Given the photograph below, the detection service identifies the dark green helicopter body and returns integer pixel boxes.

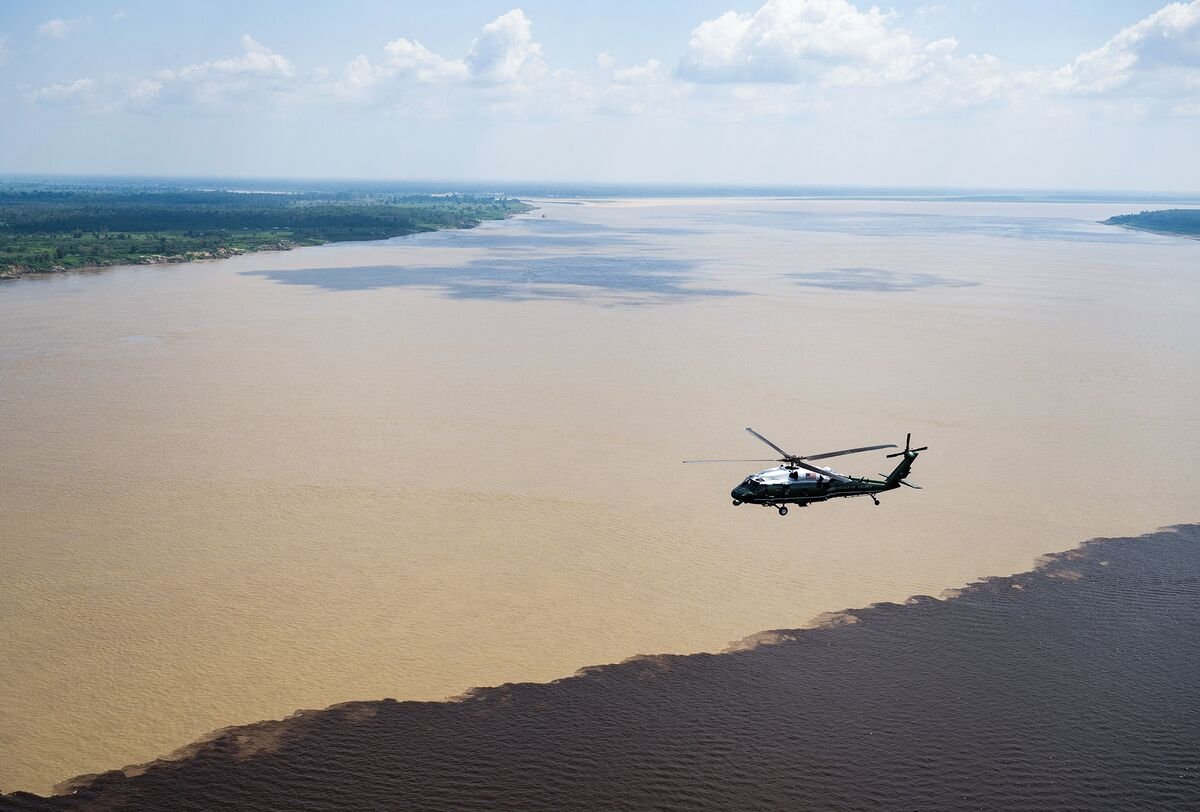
[686,429,927,516]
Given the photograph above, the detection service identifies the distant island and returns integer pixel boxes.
[0,184,532,279]
[1103,208,1200,238]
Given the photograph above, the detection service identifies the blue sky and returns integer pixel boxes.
[2,1,1198,189]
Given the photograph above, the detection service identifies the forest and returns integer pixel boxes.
[0,183,532,275]
[1103,209,1200,237]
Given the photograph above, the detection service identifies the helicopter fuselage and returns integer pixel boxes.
[731,466,895,508]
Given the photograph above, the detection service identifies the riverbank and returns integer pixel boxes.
[1,242,290,279]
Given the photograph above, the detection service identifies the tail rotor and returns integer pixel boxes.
[886,433,928,459]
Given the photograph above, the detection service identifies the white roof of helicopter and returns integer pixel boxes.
[749,465,838,483]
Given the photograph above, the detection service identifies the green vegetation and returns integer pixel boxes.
[1103,209,1200,238]
[0,185,532,277]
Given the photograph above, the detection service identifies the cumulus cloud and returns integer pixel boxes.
[678,0,922,84]
[674,0,1010,114]
[23,2,1200,124]
[464,9,544,82]
[676,0,1200,117]
[1048,0,1200,96]
[38,17,90,39]
[28,10,539,113]
[324,9,544,105]
[382,37,468,82]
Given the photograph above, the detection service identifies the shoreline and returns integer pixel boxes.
[1106,223,1200,240]
[1,241,300,280]
[6,523,1196,806]
[1,224,470,281]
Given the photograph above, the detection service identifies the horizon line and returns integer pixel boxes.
[3,172,1200,201]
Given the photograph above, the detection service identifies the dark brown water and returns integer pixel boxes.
[6,524,1198,810]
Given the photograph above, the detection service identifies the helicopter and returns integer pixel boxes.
[684,428,927,516]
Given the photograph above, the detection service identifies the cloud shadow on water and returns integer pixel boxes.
[243,255,743,303]
[789,267,977,292]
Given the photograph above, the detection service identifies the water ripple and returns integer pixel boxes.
[6,525,1198,810]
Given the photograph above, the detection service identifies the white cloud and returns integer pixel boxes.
[38,17,90,39]
[898,50,1008,114]
[128,79,163,104]
[319,9,547,109]
[675,0,1200,120]
[465,9,544,83]
[131,35,298,107]
[674,0,1010,116]
[31,77,96,104]
[169,35,295,82]
[28,3,1200,126]
[29,35,299,110]
[613,59,665,85]
[1048,0,1200,96]
[337,54,382,93]
[588,57,688,117]
[678,0,921,84]
[321,9,543,104]
[383,37,468,82]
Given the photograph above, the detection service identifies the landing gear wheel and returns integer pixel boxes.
[732,500,742,506]
[870,495,880,506]
[778,506,788,516]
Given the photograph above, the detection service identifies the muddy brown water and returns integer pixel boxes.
[1,198,1198,795]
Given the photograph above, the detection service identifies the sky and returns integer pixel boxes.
[1,0,1199,190]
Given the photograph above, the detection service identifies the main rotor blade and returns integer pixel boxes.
[681,455,782,462]
[803,443,897,461]
[744,427,792,459]
[793,460,852,483]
